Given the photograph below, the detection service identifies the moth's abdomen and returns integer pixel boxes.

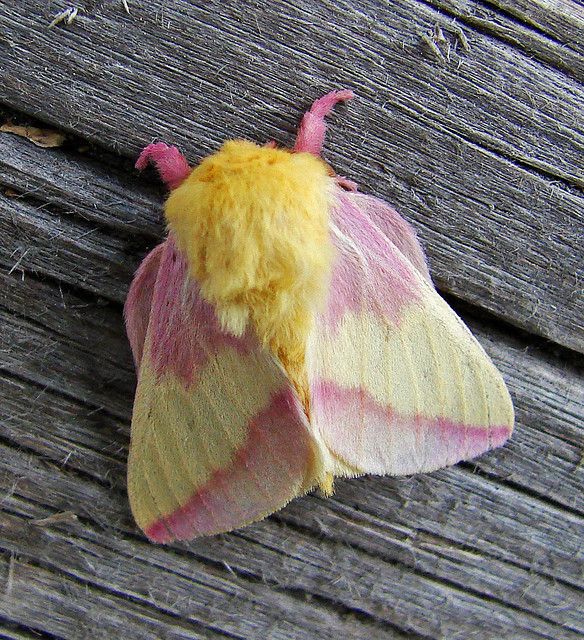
[164,139,334,399]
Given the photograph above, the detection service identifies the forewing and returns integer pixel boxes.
[350,192,432,282]
[124,243,165,368]
[127,237,320,542]
[308,190,514,476]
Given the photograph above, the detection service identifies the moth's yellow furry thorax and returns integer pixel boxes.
[165,140,334,398]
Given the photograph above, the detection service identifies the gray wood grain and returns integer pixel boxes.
[0,1,583,638]
[426,0,584,79]
[0,441,582,639]
[0,0,583,352]
[0,552,226,640]
[483,0,584,55]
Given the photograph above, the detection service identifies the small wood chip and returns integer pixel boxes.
[49,7,78,28]
[30,511,78,527]
[0,123,66,148]
[433,24,446,43]
[454,26,471,52]
[421,33,445,63]
[122,0,130,14]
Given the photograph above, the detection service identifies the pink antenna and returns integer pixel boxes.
[293,89,354,156]
[135,142,191,190]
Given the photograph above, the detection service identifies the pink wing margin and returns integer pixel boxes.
[125,243,165,369]
[349,192,432,283]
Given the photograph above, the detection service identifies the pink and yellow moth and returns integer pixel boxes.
[125,91,514,543]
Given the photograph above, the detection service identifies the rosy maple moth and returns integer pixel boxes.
[125,91,514,543]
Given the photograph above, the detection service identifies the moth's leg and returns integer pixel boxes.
[336,176,358,191]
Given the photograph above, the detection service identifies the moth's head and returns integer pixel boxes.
[164,139,332,241]
[189,138,329,181]
[193,138,328,177]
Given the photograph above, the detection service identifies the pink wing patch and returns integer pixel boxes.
[323,189,423,332]
[146,240,248,387]
[145,388,309,543]
[349,192,432,282]
[125,243,165,369]
[308,188,513,475]
[312,382,510,475]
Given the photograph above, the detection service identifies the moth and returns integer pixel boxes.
[125,91,514,543]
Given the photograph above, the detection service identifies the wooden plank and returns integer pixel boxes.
[426,0,584,78]
[1,132,582,498]
[1,129,582,367]
[1,371,581,601]
[0,189,140,305]
[0,555,226,640]
[0,1,582,637]
[0,135,163,239]
[0,265,581,514]
[0,499,406,640]
[0,307,134,421]
[0,0,583,351]
[0,373,128,488]
[1,0,581,184]
[0,624,42,640]
[482,0,584,55]
[462,313,583,512]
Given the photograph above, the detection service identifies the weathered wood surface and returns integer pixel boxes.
[0,0,582,638]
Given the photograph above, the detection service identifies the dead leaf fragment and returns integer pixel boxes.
[31,511,78,527]
[0,123,66,148]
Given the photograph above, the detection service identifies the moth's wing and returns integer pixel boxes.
[308,191,514,476]
[125,243,165,368]
[350,192,432,283]
[127,237,321,543]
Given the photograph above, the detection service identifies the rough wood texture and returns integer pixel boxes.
[0,1,582,638]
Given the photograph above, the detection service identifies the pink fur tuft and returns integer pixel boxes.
[135,142,191,190]
[294,90,354,155]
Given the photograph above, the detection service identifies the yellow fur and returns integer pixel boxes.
[318,472,335,496]
[165,140,333,400]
